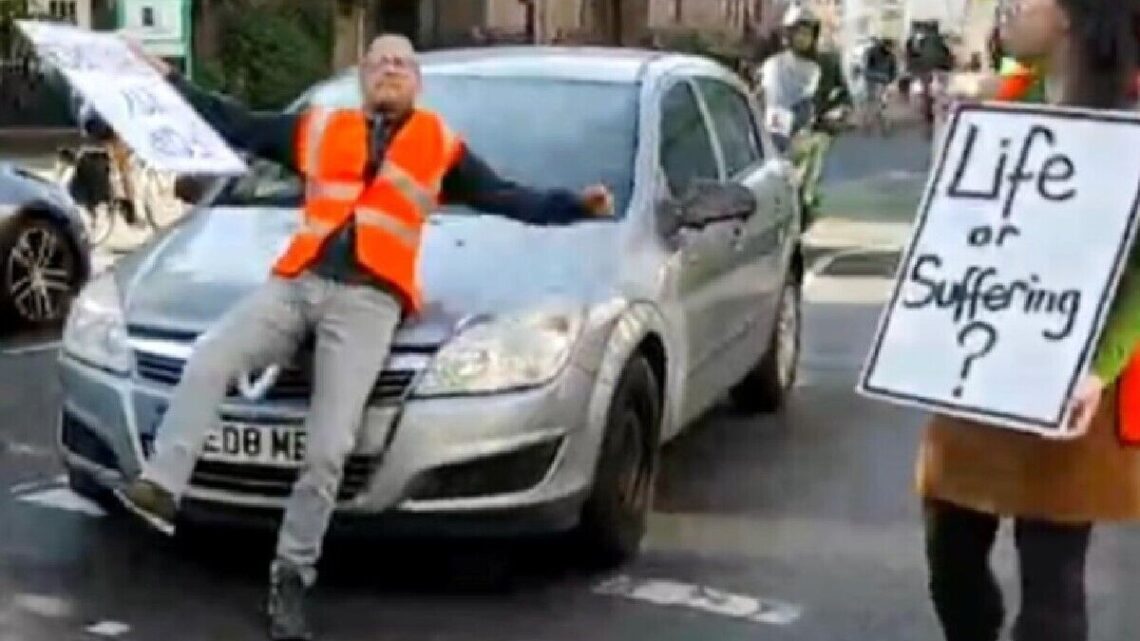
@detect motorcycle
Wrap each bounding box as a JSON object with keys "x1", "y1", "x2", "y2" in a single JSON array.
[{"x1": 760, "y1": 86, "x2": 849, "y2": 229}]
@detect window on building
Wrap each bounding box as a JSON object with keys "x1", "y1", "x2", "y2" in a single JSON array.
[{"x1": 47, "y1": 0, "x2": 78, "y2": 23}]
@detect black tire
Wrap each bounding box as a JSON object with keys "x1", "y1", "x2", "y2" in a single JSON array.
[
  {"x1": 731, "y1": 277, "x2": 802, "y2": 413},
  {"x1": 67, "y1": 468, "x2": 120, "y2": 513},
  {"x1": 0, "y1": 217, "x2": 81, "y2": 327},
  {"x1": 575, "y1": 356, "x2": 662, "y2": 568}
]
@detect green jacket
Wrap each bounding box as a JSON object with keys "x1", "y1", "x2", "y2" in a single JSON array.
[{"x1": 1006, "y1": 65, "x2": 1139, "y2": 382}]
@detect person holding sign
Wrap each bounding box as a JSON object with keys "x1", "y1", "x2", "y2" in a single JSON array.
[
  {"x1": 915, "y1": 1, "x2": 1140, "y2": 640},
  {"x1": 112, "y1": 34, "x2": 615, "y2": 641}
]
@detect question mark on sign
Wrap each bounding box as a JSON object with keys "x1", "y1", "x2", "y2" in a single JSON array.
[{"x1": 952, "y1": 321, "x2": 998, "y2": 398}]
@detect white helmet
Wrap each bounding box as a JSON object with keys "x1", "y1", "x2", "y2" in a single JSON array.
[{"x1": 782, "y1": 4, "x2": 820, "y2": 29}]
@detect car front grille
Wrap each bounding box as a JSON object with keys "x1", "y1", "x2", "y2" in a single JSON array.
[
  {"x1": 190, "y1": 456, "x2": 379, "y2": 502},
  {"x1": 133, "y1": 350, "x2": 418, "y2": 406}
]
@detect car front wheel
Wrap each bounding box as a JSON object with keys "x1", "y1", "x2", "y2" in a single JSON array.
[
  {"x1": 731, "y1": 277, "x2": 802, "y2": 413},
  {"x1": 575, "y1": 355, "x2": 662, "y2": 567},
  {"x1": 0, "y1": 217, "x2": 80, "y2": 326}
]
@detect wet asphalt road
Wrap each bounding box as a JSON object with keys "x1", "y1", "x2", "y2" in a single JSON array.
[{"x1": 5, "y1": 129, "x2": 1140, "y2": 641}]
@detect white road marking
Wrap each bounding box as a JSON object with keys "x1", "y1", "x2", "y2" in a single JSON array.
[
  {"x1": 8, "y1": 475, "x2": 67, "y2": 495},
  {"x1": 0, "y1": 339, "x2": 61, "y2": 356},
  {"x1": 86, "y1": 621, "x2": 132, "y2": 637},
  {"x1": 3, "y1": 442, "x2": 55, "y2": 459},
  {"x1": 15, "y1": 487, "x2": 106, "y2": 518},
  {"x1": 594, "y1": 575, "x2": 803, "y2": 626},
  {"x1": 13, "y1": 593, "x2": 73, "y2": 619}
]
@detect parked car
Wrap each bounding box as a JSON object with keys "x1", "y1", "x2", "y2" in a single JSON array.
[
  {"x1": 57, "y1": 47, "x2": 804, "y2": 563},
  {"x1": 0, "y1": 162, "x2": 90, "y2": 326}
]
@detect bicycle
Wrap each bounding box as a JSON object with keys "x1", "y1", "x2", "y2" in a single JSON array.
[{"x1": 54, "y1": 144, "x2": 181, "y2": 247}]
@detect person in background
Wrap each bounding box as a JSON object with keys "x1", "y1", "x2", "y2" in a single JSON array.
[
  {"x1": 905, "y1": 21, "x2": 955, "y2": 137},
  {"x1": 759, "y1": 4, "x2": 847, "y2": 226},
  {"x1": 917, "y1": 2, "x2": 1140, "y2": 641},
  {"x1": 860, "y1": 37, "x2": 899, "y2": 132},
  {"x1": 72, "y1": 101, "x2": 140, "y2": 227},
  {"x1": 116, "y1": 34, "x2": 614, "y2": 641}
]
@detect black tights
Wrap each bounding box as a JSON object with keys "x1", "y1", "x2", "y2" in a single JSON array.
[{"x1": 924, "y1": 500, "x2": 1092, "y2": 641}]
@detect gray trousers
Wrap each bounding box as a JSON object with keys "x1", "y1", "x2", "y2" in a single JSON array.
[{"x1": 144, "y1": 273, "x2": 401, "y2": 584}]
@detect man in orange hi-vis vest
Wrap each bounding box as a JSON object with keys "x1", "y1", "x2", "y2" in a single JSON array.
[{"x1": 116, "y1": 35, "x2": 614, "y2": 641}]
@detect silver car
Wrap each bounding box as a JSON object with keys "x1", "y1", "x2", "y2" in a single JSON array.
[{"x1": 57, "y1": 47, "x2": 803, "y2": 563}]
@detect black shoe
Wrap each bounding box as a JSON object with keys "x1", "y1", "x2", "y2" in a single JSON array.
[
  {"x1": 113, "y1": 479, "x2": 177, "y2": 536},
  {"x1": 267, "y1": 566, "x2": 314, "y2": 641}
]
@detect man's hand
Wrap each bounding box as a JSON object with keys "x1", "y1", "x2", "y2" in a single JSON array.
[
  {"x1": 1067, "y1": 373, "x2": 1106, "y2": 436},
  {"x1": 580, "y1": 184, "x2": 614, "y2": 217},
  {"x1": 120, "y1": 36, "x2": 172, "y2": 77}
]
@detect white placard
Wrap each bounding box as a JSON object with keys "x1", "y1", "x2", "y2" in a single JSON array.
[
  {"x1": 17, "y1": 20, "x2": 246, "y2": 176},
  {"x1": 858, "y1": 103, "x2": 1140, "y2": 437}
]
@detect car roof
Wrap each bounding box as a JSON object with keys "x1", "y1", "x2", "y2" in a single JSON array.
[
  {"x1": 297, "y1": 46, "x2": 732, "y2": 109},
  {"x1": 346, "y1": 45, "x2": 725, "y2": 82}
]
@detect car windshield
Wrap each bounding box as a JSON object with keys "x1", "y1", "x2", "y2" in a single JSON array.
[{"x1": 213, "y1": 74, "x2": 639, "y2": 218}]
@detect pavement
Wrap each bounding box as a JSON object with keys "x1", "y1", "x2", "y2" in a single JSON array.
[{"x1": 6, "y1": 127, "x2": 1140, "y2": 641}]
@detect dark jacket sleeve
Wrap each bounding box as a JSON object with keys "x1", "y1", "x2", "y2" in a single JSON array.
[
  {"x1": 438, "y1": 146, "x2": 592, "y2": 225},
  {"x1": 167, "y1": 73, "x2": 301, "y2": 172}
]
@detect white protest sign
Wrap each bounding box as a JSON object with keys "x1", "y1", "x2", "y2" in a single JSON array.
[
  {"x1": 858, "y1": 103, "x2": 1140, "y2": 437},
  {"x1": 17, "y1": 21, "x2": 246, "y2": 176}
]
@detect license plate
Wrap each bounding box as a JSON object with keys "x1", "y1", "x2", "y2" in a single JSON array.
[
  {"x1": 766, "y1": 107, "x2": 794, "y2": 137},
  {"x1": 201, "y1": 423, "x2": 307, "y2": 467}
]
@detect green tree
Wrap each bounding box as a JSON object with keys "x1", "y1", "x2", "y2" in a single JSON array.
[
  {"x1": 195, "y1": 0, "x2": 332, "y2": 110},
  {"x1": 0, "y1": 0, "x2": 30, "y2": 58}
]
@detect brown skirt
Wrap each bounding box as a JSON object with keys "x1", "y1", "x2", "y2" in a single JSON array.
[{"x1": 916, "y1": 386, "x2": 1140, "y2": 522}]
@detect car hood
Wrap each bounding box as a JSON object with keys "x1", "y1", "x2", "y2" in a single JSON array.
[{"x1": 119, "y1": 206, "x2": 621, "y2": 346}]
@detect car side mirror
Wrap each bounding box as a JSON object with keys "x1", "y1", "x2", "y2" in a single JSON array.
[
  {"x1": 174, "y1": 175, "x2": 210, "y2": 205},
  {"x1": 676, "y1": 179, "x2": 757, "y2": 229}
]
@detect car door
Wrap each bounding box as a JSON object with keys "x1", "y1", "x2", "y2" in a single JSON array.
[
  {"x1": 656, "y1": 77, "x2": 738, "y2": 421},
  {"x1": 694, "y1": 76, "x2": 795, "y2": 363}
]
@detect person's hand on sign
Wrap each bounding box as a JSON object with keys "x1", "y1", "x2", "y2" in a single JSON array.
[
  {"x1": 120, "y1": 36, "x2": 171, "y2": 77},
  {"x1": 580, "y1": 184, "x2": 615, "y2": 217},
  {"x1": 1068, "y1": 373, "x2": 1106, "y2": 435}
]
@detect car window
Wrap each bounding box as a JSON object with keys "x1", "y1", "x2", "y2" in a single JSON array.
[
  {"x1": 217, "y1": 158, "x2": 302, "y2": 207},
  {"x1": 659, "y1": 81, "x2": 720, "y2": 196},
  {"x1": 215, "y1": 74, "x2": 639, "y2": 218},
  {"x1": 696, "y1": 78, "x2": 763, "y2": 176}
]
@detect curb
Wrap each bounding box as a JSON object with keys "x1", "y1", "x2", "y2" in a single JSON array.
[{"x1": 802, "y1": 217, "x2": 911, "y2": 267}]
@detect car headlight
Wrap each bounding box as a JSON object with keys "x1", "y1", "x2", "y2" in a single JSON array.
[
  {"x1": 62, "y1": 272, "x2": 131, "y2": 375},
  {"x1": 415, "y1": 309, "x2": 585, "y2": 397}
]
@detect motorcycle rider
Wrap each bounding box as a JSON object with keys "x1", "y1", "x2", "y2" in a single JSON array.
[{"x1": 759, "y1": 4, "x2": 846, "y2": 227}]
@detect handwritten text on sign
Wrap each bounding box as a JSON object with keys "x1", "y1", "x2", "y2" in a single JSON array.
[
  {"x1": 859, "y1": 104, "x2": 1140, "y2": 437},
  {"x1": 17, "y1": 21, "x2": 246, "y2": 176}
]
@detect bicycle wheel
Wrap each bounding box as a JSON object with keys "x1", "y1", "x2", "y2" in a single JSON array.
[
  {"x1": 138, "y1": 168, "x2": 177, "y2": 231},
  {"x1": 84, "y1": 203, "x2": 116, "y2": 247}
]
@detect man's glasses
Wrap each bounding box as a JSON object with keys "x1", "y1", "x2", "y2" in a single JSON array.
[{"x1": 362, "y1": 55, "x2": 415, "y2": 75}]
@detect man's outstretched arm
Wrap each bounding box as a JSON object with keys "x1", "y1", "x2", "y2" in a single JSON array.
[
  {"x1": 439, "y1": 147, "x2": 610, "y2": 224},
  {"x1": 165, "y1": 73, "x2": 302, "y2": 172}
]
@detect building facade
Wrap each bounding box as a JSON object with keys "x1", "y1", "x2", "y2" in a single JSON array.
[{"x1": 333, "y1": 0, "x2": 781, "y2": 67}]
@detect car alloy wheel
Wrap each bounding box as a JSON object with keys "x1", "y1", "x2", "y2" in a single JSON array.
[
  {"x1": 576, "y1": 356, "x2": 661, "y2": 567},
  {"x1": 3, "y1": 220, "x2": 78, "y2": 324},
  {"x1": 774, "y1": 281, "x2": 801, "y2": 391}
]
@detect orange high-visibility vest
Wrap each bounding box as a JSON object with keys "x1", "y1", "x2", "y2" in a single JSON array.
[
  {"x1": 273, "y1": 107, "x2": 462, "y2": 314},
  {"x1": 1120, "y1": 354, "x2": 1140, "y2": 445}
]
